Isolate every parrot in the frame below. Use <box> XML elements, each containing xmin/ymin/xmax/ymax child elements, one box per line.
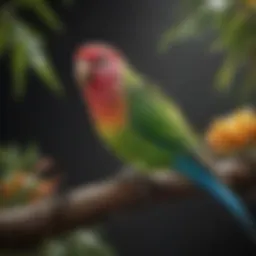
<box><xmin>72</xmin><ymin>42</ymin><xmax>256</xmax><ymax>241</ymax></box>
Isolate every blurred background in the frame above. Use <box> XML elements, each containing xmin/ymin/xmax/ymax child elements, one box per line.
<box><xmin>0</xmin><ymin>0</ymin><xmax>256</xmax><ymax>255</ymax></box>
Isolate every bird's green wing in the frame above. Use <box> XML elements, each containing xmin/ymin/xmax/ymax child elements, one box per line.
<box><xmin>123</xmin><ymin>65</ymin><xmax>199</xmax><ymax>154</ymax></box>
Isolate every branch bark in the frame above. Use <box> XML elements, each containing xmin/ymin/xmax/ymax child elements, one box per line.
<box><xmin>0</xmin><ymin>157</ymin><xmax>255</xmax><ymax>249</ymax></box>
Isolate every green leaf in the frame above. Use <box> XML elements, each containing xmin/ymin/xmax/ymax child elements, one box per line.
<box><xmin>14</xmin><ymin>0</ymin><xmax>63</xmax><ymax>31</ymax></box>
<box><xmin>239</xmin><ymin>64</ymin><xmax>256</xmax><ymax>99</ymax></box>
<box><xmin>181</xmin><ymin>0</ymin><xmax>204</xmax><ymax>11</ymax></box>
<box><xmin>21</xmin><ymin>25</ymin><xmax>63</xmax><ymax>95</ymax></box>
<box><xmin>29</xmin><ymin>45</ymin><xmax>64</xmax><ymax>96</ymax></box>
<box><xmin>214</xmin><ymin>55</ymin><xmax>240</xmax><ymax>92</ymax></box>
<box><xmin>21</xmin><ymin>143</ymin><xmax>40</xmax><ymax>170</ymax></box>
<box><xmin>1</xmin><ymin>3</ymin><xmax>65</xmax><ymax>99</ymax></box>
<box><xmin>7</xmin><ymin>18</ymin><xmax>31</xmax><ymax>98</ymax></box>
<box><xmin>216</xmin><ymin>10</ymin><xmax>249</xmax><ymax>54</ymax></box>
<box><xmin>204</xmin><ymin>0</ymin><xmax>233</xmax><ymax>13</ymax></box>
<box><xmin>175</xmin><ymin>0</ymin><xmax>204</xmax><ymax>20</ymax></box>
<box><xmin>0</xmin><ymin>25</ymin><xmax>8</xmax><ymax>57</ymax></box>
<box><xmin>11</xmin><ymin>27</ymin><xmax>28</xmax><ymax>100</ymax></box>
<box><xmin>0</xmin><ymin>15</ymin><xmax>12</xmax><ymax>57</ymax></box>
<box><xmin>158</xmin><ymin>8</ymin><xmax>214</xmax><ymax>53</ymax></box>
<box><xmin>2</xmin><ymin>144</ymin><xmax>21</xmax><ymax>175</ymax></box>
<box><xmin>9</xmin><ymin>20</ymin><xmax>64</xmax><ymax>97</ymax></box>
<box><xmin>41</xmin><ymin>240</ymin><xmax>67</xmax><ymax>256</ymax></box>
<box><xmin>31</xmin><ymin>0</ymin><xmax>63</xmax><ymax>31</ymax></box>
<box><xmin>0</xmin><ymin>143</ymin><xmax>40</xmax><ymax>177</ymax></box>
<box><xmin>66</xmin><ymin>230</ymin><xmax>116</xmax><ymax>256</ymax></box>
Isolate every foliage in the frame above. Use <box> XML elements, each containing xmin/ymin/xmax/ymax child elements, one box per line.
<box><xmin>0</xmin><ymin>1</ymin><xmax>117</xmax><ymax>255</ymax></box>
<box><xmin>0</xmin><ymin>229</ymin><xmax>116</xmax><ymax>256</ymax></box>
<box><xmin>0</xmin><ymin>0</ymin><xmax>70</xmax><ymax>99</ymax></box>
<box><xmin>0</xmin><ymin>143</ymin><xmax>58</xmax><ymax>207</ymax></box>
<box><xmin>0</xmin><ymin>144</ymin><xmax>117</xmax><ymax>256</ymax></box>
<box><xmin>41</xmin><ymin>229</ymin><xmax>116</xmax><ymax>256</ymax></box>
<box><xmin>160</xmin><ymin>0</ymin><xmax>256</xmax><ymax>96</ymax></box>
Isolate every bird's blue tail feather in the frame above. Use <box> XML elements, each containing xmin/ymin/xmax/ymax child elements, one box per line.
<box><xmin>173</xmin><ymin>155</ymin><xmax>256</xmax><ymax>242</ymax></box>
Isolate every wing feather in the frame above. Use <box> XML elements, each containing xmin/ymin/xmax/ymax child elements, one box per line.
<box><xmin>123</xmin><ymin>65</ymin><xmax>199</xmax><ymax>154</ymax></box>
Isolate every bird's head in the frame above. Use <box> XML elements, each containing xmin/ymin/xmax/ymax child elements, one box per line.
<box><xmin>72</xmin><ymin>42</ymin><xmax>124</xmax><ymax>91</ymax></box>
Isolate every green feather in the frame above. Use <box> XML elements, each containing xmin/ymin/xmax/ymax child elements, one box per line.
<box><xmin>102</xmin><ymin>65</ymin><xmax>200</xmax><ymax>171</ymax></box>
<box><xmin>92</xmin><ymin>62</ymin><xmax>256</xmax><ymax>241</ymax></box>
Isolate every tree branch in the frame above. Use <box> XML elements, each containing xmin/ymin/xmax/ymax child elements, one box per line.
<box><xmin>0</xmin><ymin>157</ymin><xmax>255</xmax><ymax>249</ymax></box>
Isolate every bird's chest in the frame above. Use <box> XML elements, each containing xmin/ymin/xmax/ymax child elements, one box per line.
<box><xmin>86</xmin><ymin>86</ymin><xmax>127</xmax><ymax>139</ymax></box>
<box><xmin>85</xmin><ymin>86</ymin><xmax>170</xmax><ymax>169</ymax></box>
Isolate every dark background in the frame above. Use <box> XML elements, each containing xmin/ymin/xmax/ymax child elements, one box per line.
<box><xmin>1</xmin><ymin>0</ymin><xmax>255</xmax><ymax>255</ymax></box>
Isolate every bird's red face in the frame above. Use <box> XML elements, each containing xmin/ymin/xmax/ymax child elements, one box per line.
<box><xmin>72</xmin><ymin>42</ymin><xmax>127</xmax><ymax>134</ymax></box>
<box><xmin>73</xmin><ymin>42</ymin><xmax>123</xmax><ymax>90</ymax></box>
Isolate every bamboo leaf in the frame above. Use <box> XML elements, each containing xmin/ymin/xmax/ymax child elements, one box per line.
<box><xmin>158</xmin><ymin>8</ymin><xmax>214</xmax><ymax>53</ymax></box>
<box><xmin>3</xmin><ymin>144</ymin><xmax>21</xmax><ymax>174</ymax></box>
<box><xmin>217</xmin><ymin>11</ymin><xmax>248</xmax><ymax>51</ymax></box>
<box><xmin>176</xmin><ymin>0</ymin><xmax>205</xmax><ymax>20</ymax></box>
<box><xmin>240</xmin><ymin>64</ymin><xmax>256</xmax><ymax>99</ymax></box>
<box><xmin>181</xmin><ymin>0</ymin><xmax>204</xmax><ymax>11</ymax></box>
<box><xmin>215</xmin><ymin>56</ymin><xmax>240</xmax><ymax>92</ymax></box>
<box><xmin>204</xmin><ymin>0</ymin><xmax>232</xmax><ymax>13</ymax></box>
<box><xmin>32</xmin><ymin>0</ymin><xmax>63</xmax><ymax>31</ymax></box>
<box><xmin>12</xmin><ymin>0</ymin><xmax>39</xmax><ymax>7</ymax></box>
<box><xmin>11</xmin><ymin>25</ymin><xmax>28</xmax><ymax>100</ymax></box>
<box><xmin>0</xmin><ymin>26</ymin><xmax>8</xmax><ymax>57</ymax></box>
<box><xmin>22</xmin><ymin>143</ymin><xmax>39</xmax><ymax>170</ymax></box>
<box><xmin>66</xmin><ymin>230</ymin><xmax>116</xmax><ymax>256</ymax></box>
<box><xmin>29</xmin><ymin>44</ymin><xmax>64</xmax><ymax>96</ymax></box>
<box><xmin>0</xmin><ymin>17</ymin><xmax>12</xmax><ymax>57</ymax></box>
<box><xmin>9</xmin><ymin>20</ymin><xmax>64</xmax><ymax>97</ymax></box>
<box><xmin>14</xmin><ymin>0</ymin><xmax>62</xmax><ymax>31</ymax></box>
<box><xmin>21</xmin><ymin>25</ymin><xmax>63</xmax><ymax>95</ymax></box>
<box><xmin>1</xmin><ymin>2</ymin><xmax>65</xmax><ymax>99</ymax></box>
<box><xmin>42</xmin><ymin>240</ymin><xmax>67</xmax><ymax>256</ymax></box>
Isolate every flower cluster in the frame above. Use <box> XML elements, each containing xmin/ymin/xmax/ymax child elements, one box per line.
<box><xmin>206</xmin><ymin>107</ymin><xmax>256</xmax><ymax>154</ymax></box>
<box><xmin>246</xmin><ymin>0</ymin><xmax>256</xmax><ymax>8</ymax></box>
<box><xmin>0</xmin><ymin>145</ymin><xmax>59</xmax><ymax>207</ymax></box>
<box><xmin>0</xmin><ymin>170</ymin><xmax>58</xmax><ymax>207</ymax></box>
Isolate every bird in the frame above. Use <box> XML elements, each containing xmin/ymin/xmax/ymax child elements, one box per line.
<box><xmin>72</xmin><ymin>42</ymin><xmax>256</xmax><ymax>241</ymax></box>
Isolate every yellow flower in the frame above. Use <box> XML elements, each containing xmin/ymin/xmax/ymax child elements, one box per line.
<box><xmin>205</xmin><ymin>107</ymin><xmax>256</xmax><ymax>154</ymax></box>
<box><xmin>245</xmin><ymin>0</ymin><xmax>256</xmax><ymax>7</ymax></box>
<box><xmin>231</xmin><ymin>108</ymin><xmax>256</xmax><ymax>141</ymax></box>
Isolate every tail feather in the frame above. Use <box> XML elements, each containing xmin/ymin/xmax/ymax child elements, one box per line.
<box><xmin>173</xmin><ymin>155</ymin><xmax>256</xmax><ymax>242</ymax></box>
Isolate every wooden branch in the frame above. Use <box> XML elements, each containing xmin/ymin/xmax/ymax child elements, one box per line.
<box><xmin>0</xmin><ymin>157</ymin><xmax>255</xmax><ymax>249</ymax></box>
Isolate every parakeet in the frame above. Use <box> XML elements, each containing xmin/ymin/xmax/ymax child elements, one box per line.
<box><xmin>72</xmin><ymin>42</ymin><xmax>256</xmax><ymax>241</ymax></box>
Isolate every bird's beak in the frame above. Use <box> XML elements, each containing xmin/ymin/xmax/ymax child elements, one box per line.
<box><xmin>73</xmin><ymin>60</ymin><xmax>91</xmax><ymax>89</ymax></box>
